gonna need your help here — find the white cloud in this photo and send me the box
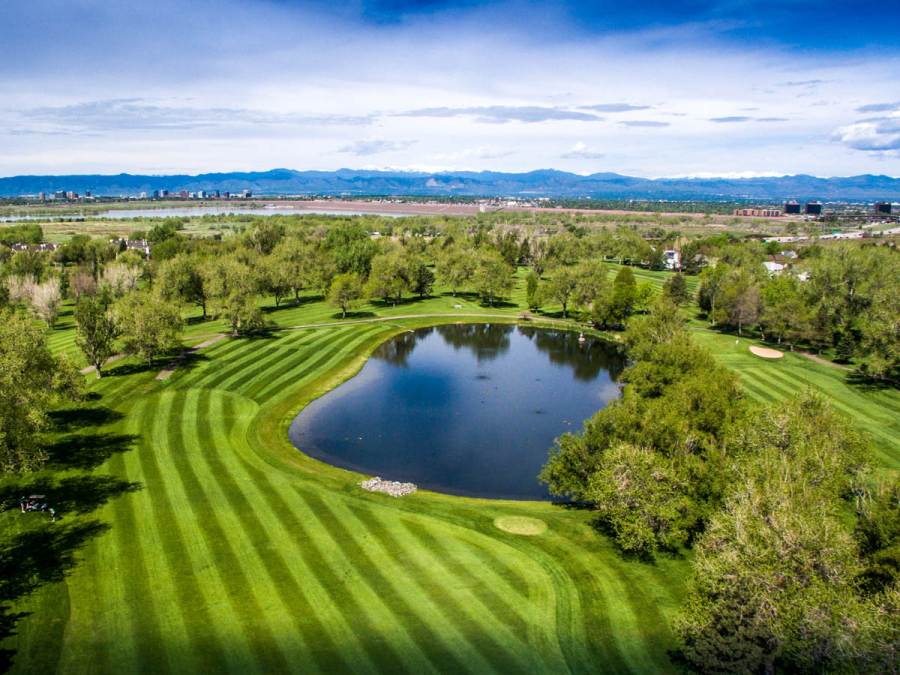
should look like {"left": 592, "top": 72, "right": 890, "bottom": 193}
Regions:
{"left": 0, "top": 0, "right": 898, "bottom": 176}
{"left": 833, "top": 113, "right": 900, "bottom": 153}
{"left": 561, "top": 142, "right": 605, "bottom": 159}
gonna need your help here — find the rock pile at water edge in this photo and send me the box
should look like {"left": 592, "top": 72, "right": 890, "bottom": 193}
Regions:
{"left": 360, "top": 477, "right": 417, "bottom": 497}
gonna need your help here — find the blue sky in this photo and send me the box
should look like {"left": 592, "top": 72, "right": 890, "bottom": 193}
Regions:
{"left": 1, "top": 0, "right": 899, "bottom": 177}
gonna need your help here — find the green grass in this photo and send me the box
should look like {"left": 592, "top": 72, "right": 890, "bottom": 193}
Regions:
{"left": 2, "top": 263, "right": 897, "bottom": 674}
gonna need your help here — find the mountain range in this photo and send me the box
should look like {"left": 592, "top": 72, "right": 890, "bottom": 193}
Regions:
{"left": 2, "top": 169, "right": 899, "bottom": 201}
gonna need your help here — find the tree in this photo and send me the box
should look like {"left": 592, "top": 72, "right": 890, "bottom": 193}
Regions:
{"left": 0, "top": 308, "right": 81, "bottom": 472}
{"left": 588, "top": 443, "right": 691, "bottom": 556}
{"left": 30, "top": 278, "right": 62, "bottom": 326}
{"left": 203, "top": 255, "right": 264, "bottom": 335}
{"left": 246, "top": 221, "right": 285, "bottom": 255}
{"left": 100, "top": 263, "right": 140, "bottom": 297}
{"left": 759, "top": 274, "right": 809, "bottom": 347}
{"left": 435, "top": 245, "right": 477, "bottom": 296}
{"left": 272, "top": 237, "right": 313, "bottom": 304}
{"left": 720, "top": 268, "right": 761, "bottom": 335}
{"left": 525, "top": 270, "right": 540, "bottom": 310}
{"left": 662, "top": 272, "right": 689, "bottom": 306}
{"left": 157, "top": 254, "right": 210, "bottom": 318}
{"left": 367, "top": 249, "right": 408, "bottom": 305}
{"left": 593, "top": 266, "right": 638, "bottom": 328}
{"left": 409, "top": 258, "right": 435, "bottom": 299}
{"left": 542, "top": 266, "right": 579, "bottom": 318}
{"left": 258, "top": 254, "right": 293, "bottom": 307}
{"left": 113, "top": 291, "right": 183, "bottom": 367}
{"left": 856, "top": 280, "right": 900, "bottom": 381}
{"left": 675, "top": 394, "right": 883, "bottom": 673}
{"left": 473, "top": 251, "right": 513, "bottom": 306}
{"left": 75, "top": 295, "right": 120, "bottom": 378}
{"left": 324, "top": 223, "right": 378, "bottom": 275}
{"left": 329, "top": 272, "right": 364, "bottom": 318}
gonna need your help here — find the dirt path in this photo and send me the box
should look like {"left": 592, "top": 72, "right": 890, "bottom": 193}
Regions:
{"left": 799, "top": 351, "right": 851, "bottom": 370}
{"left": 156, "top": 333, "right": 228, "bottom": 381}
{"left": 79, "top": 353, "right": 126, "bottom": 376}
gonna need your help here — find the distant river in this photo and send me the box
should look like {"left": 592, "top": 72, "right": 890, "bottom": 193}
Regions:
{"left": 289, "top": 324, "right": 625, "bottom": 500}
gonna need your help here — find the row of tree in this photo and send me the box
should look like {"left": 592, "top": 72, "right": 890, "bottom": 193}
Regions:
{"left": 541, "top": 300, "right": 898, "bottom": 671}
{"left": 697, "top": 245, "right": 899, "bottom": 379}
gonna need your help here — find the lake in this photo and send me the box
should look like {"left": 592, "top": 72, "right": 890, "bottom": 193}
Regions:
{"left": 288, "top": 324, "right": 625, "bottom": 500}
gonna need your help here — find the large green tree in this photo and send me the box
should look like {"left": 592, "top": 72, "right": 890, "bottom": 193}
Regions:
{"left": 329, "top": 272, "right": 364, "bottom": 318}
{"left": 113, "top": 291, "right": 183, "bottom": 367}
{"left": 157, "top": 254, "right": 210, "bottom": 319}
{"left": 75, "top": 295, "right": 120, "bottom": 378}
{"left": 0, "top": 309, "right": 80, "bottom": 472}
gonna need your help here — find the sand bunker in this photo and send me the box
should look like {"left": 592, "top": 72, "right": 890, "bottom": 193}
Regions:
{"left": 750, "top": 345, "right": 784, "bottom": 359}
{"left": 494, "top": 516, "right": 548, "bottom": 536}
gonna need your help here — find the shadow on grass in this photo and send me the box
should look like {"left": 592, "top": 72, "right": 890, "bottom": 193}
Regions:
{"left": 328, "top": 311, "right": 376, "bottom": 320}
{"left": 49, "top": 407, "right": 124, "bottom": 433}
{"left": 845, "top": 371, "right": 899, "bottom": 392}
{"left": 45, "top": 432, "right": 138, "bottom": 471}
{"left": 0, "top": 474, "right": 140, "bottom": 671}
{"left": 261, "top": 294, "right": 324, "bottom": 314}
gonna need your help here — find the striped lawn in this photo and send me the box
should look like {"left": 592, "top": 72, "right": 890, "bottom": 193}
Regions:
{"left": 4, "top": 264, "right": 896, "bottom": 673}
{"left": 5, "top": 316, "right": 688, "bottom": 674}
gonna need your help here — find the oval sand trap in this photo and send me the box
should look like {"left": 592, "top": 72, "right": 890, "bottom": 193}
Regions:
{"left": 750, "top": 345, "right": 784, "bottom": 359}
{"left": 494, "top": 516, "right": 548, "bottom": 536}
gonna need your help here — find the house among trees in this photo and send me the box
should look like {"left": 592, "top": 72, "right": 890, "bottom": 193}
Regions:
{"left": 111, "top": 238, "right": 151, "bottom": 257}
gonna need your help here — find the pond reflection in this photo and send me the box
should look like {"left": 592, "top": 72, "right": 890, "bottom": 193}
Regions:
{"left": 290, "top": 324, "right": 624, "bottom": 500}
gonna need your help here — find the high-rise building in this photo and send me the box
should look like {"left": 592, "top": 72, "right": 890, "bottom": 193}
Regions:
{"left": 874, "top": 202, "right": 892, "bottom": 215}
{"left": 783, "top": 200, "right": 801, "bottom": 214}
{"left": 804, "top": 202, "right": 822, "bottom": 215}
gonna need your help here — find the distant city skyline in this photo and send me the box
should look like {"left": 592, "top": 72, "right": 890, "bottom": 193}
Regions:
{"left": 2, "top": 0, "right": 899, "bottom": 177}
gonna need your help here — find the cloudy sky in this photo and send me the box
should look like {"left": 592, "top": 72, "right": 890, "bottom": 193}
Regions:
{"left": 2, "top": 0, "right": 899, "bottom": 177}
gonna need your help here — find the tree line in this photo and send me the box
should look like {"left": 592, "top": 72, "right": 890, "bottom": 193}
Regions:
{"left": 541, "top": 299, "right": 899, "bottom": 671}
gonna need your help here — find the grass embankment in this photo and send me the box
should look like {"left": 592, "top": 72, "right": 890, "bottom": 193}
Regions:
{"left": 3, "top": 264, "right": 897, "bottom": 674}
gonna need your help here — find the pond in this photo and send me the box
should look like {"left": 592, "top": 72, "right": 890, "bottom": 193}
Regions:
{"left": 288, "top": 324, "right": 625, "bottom": 500}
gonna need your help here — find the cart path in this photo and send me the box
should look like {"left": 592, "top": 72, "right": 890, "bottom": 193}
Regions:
{"left": 80, "top": 353, "right": 126, "bottom": 375}
{"left": 156, "top": 333, "right": 229, "bottom": 380}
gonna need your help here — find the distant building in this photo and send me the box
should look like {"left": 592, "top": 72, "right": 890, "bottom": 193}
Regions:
{"left": 160, "top": 189, "right": 169, "bottom": 198}
{"left": 53, "top": 190, "right": 66, "bottom": 200}
{"left": 875, "top": 202, "right": 892, "bottom": 215}
{"left": 783, "top": 200, "right": 801, "bottom": 215}
{"left": 805, "top": 202, "right": 822, "bottom": 215}
{"left": 111, "top": 238, "right": 151, "bottom": 257}
{"left": 763, "top": 260, "right": 785, "bottom": 275}
{"left": 734, "top": 207, "right": 781, "bottom": 217}
{"left": 65, "top": 191, "right": 77, "bottom": 200}
{"left": 37, "top": 192, "right": 46, "bottom": 201}
{"left": 662, "top": 249, "right": 680, "bottom": 270}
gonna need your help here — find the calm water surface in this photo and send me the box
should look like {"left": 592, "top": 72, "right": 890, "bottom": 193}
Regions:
{"left": 289, "top": 324, "right": 624, "bottom": 500}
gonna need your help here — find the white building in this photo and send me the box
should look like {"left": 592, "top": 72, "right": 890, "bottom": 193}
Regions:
{"left": 663, "top": 249, "right": 680, "bottom": 270}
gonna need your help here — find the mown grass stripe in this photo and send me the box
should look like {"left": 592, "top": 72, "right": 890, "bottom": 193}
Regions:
{"left": 251, "top": 326, "right": 389, "bottom": 403}
{"left": 159, "top": 390, "right": 291, "bottom": 673}
{"left": 127, "top": 392, "right": 238, "bottom": 674}
{"left": 348, "top": 504, "right": 525, "bottom": 675}
{"left": 402, "top": 518, "right": 533, "bottom": 639}
{"left": 107, "top": 405, "right": 173, "bottom": 675}
{"left": 197, "top": 390, "right": 368, "bottom": 674}
{"left": 208, "top": 330, "right": 337, "bottom": 395}
{"left": 216, "top": 404, "right": 418, "bottom": 675}
{"left": 299, "top": 490, "right": 467, "bottom": 674}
